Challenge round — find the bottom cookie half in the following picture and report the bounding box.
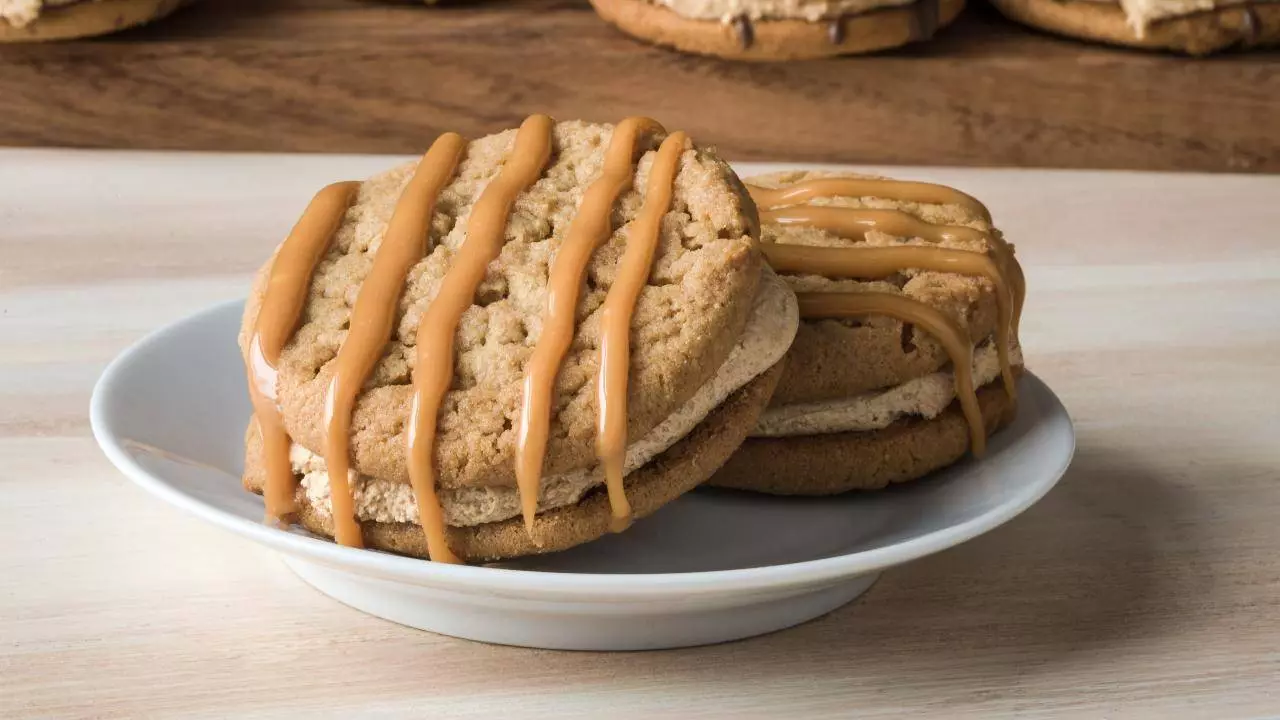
[246,360,783,563]
[707,375,1016,495]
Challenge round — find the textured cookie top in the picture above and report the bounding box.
[287,271,797,529]
[242,120,761,489]
[748,169,1011,405]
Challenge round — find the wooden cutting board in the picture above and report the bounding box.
[0,0,1276,172]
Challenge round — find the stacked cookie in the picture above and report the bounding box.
[240,116,1024,564]
[241,116,797,563]
[589,0,964,59]
[710,170,1023,494]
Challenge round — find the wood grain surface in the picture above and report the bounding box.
[0,0,1277,172]
[2,149,1279,717]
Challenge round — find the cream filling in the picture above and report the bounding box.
[651,0,916,23]
[297,269,798,528]
[1126,0,1276,33]
[1080,0,1276,34]
[753,343,1022,438]
[1,0,82,28]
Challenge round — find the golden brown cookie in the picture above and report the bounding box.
[250,361,784,562]
[588,0,965,61]
[243,121,763,493]
[748,170,1006,407]
[709,374,1014,494]
[988,0,1280,54]
[0,0,188,43]
[710,169,1024,494]
[240,117,800,562]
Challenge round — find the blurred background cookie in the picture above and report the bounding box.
[0,0,189,42]
[988,0,1278,54]
[588,0,965,59]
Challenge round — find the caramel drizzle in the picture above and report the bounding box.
[762,243,1015,400]
[731,14,754,49]
[759,187,1023,332]
[596,131,688,532]
[765,206,989,245]
[514,116,665,532]
[910,0,941,41]
[752,179,1025,330]
[798,291,986,454]
[995,234,1026,336]
[749,177,993,223]
[406,115,554,563]
[828,17,845,45]
[321,134,466,549]
[246,181,359,523]
[749,176,1022,457]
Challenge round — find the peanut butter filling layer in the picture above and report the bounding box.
[754,342,1022,438]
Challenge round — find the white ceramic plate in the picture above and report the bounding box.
[91,300,1074,651]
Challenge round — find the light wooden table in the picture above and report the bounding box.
[2,149,1278,718]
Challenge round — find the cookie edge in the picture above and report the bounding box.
[0,0,189,42]
[263,358,785,562]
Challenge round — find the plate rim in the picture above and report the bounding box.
[91,299,1075,599]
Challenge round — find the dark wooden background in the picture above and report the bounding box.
[2,0,1277,171]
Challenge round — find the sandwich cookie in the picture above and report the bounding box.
[708,170,1025,495]
[0,0,189,42]
[989,0,1279,54]
[588,0,965,60]
[240,116,798,563]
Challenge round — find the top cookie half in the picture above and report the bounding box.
[240,120,762,490]
[747,169,1014,406]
